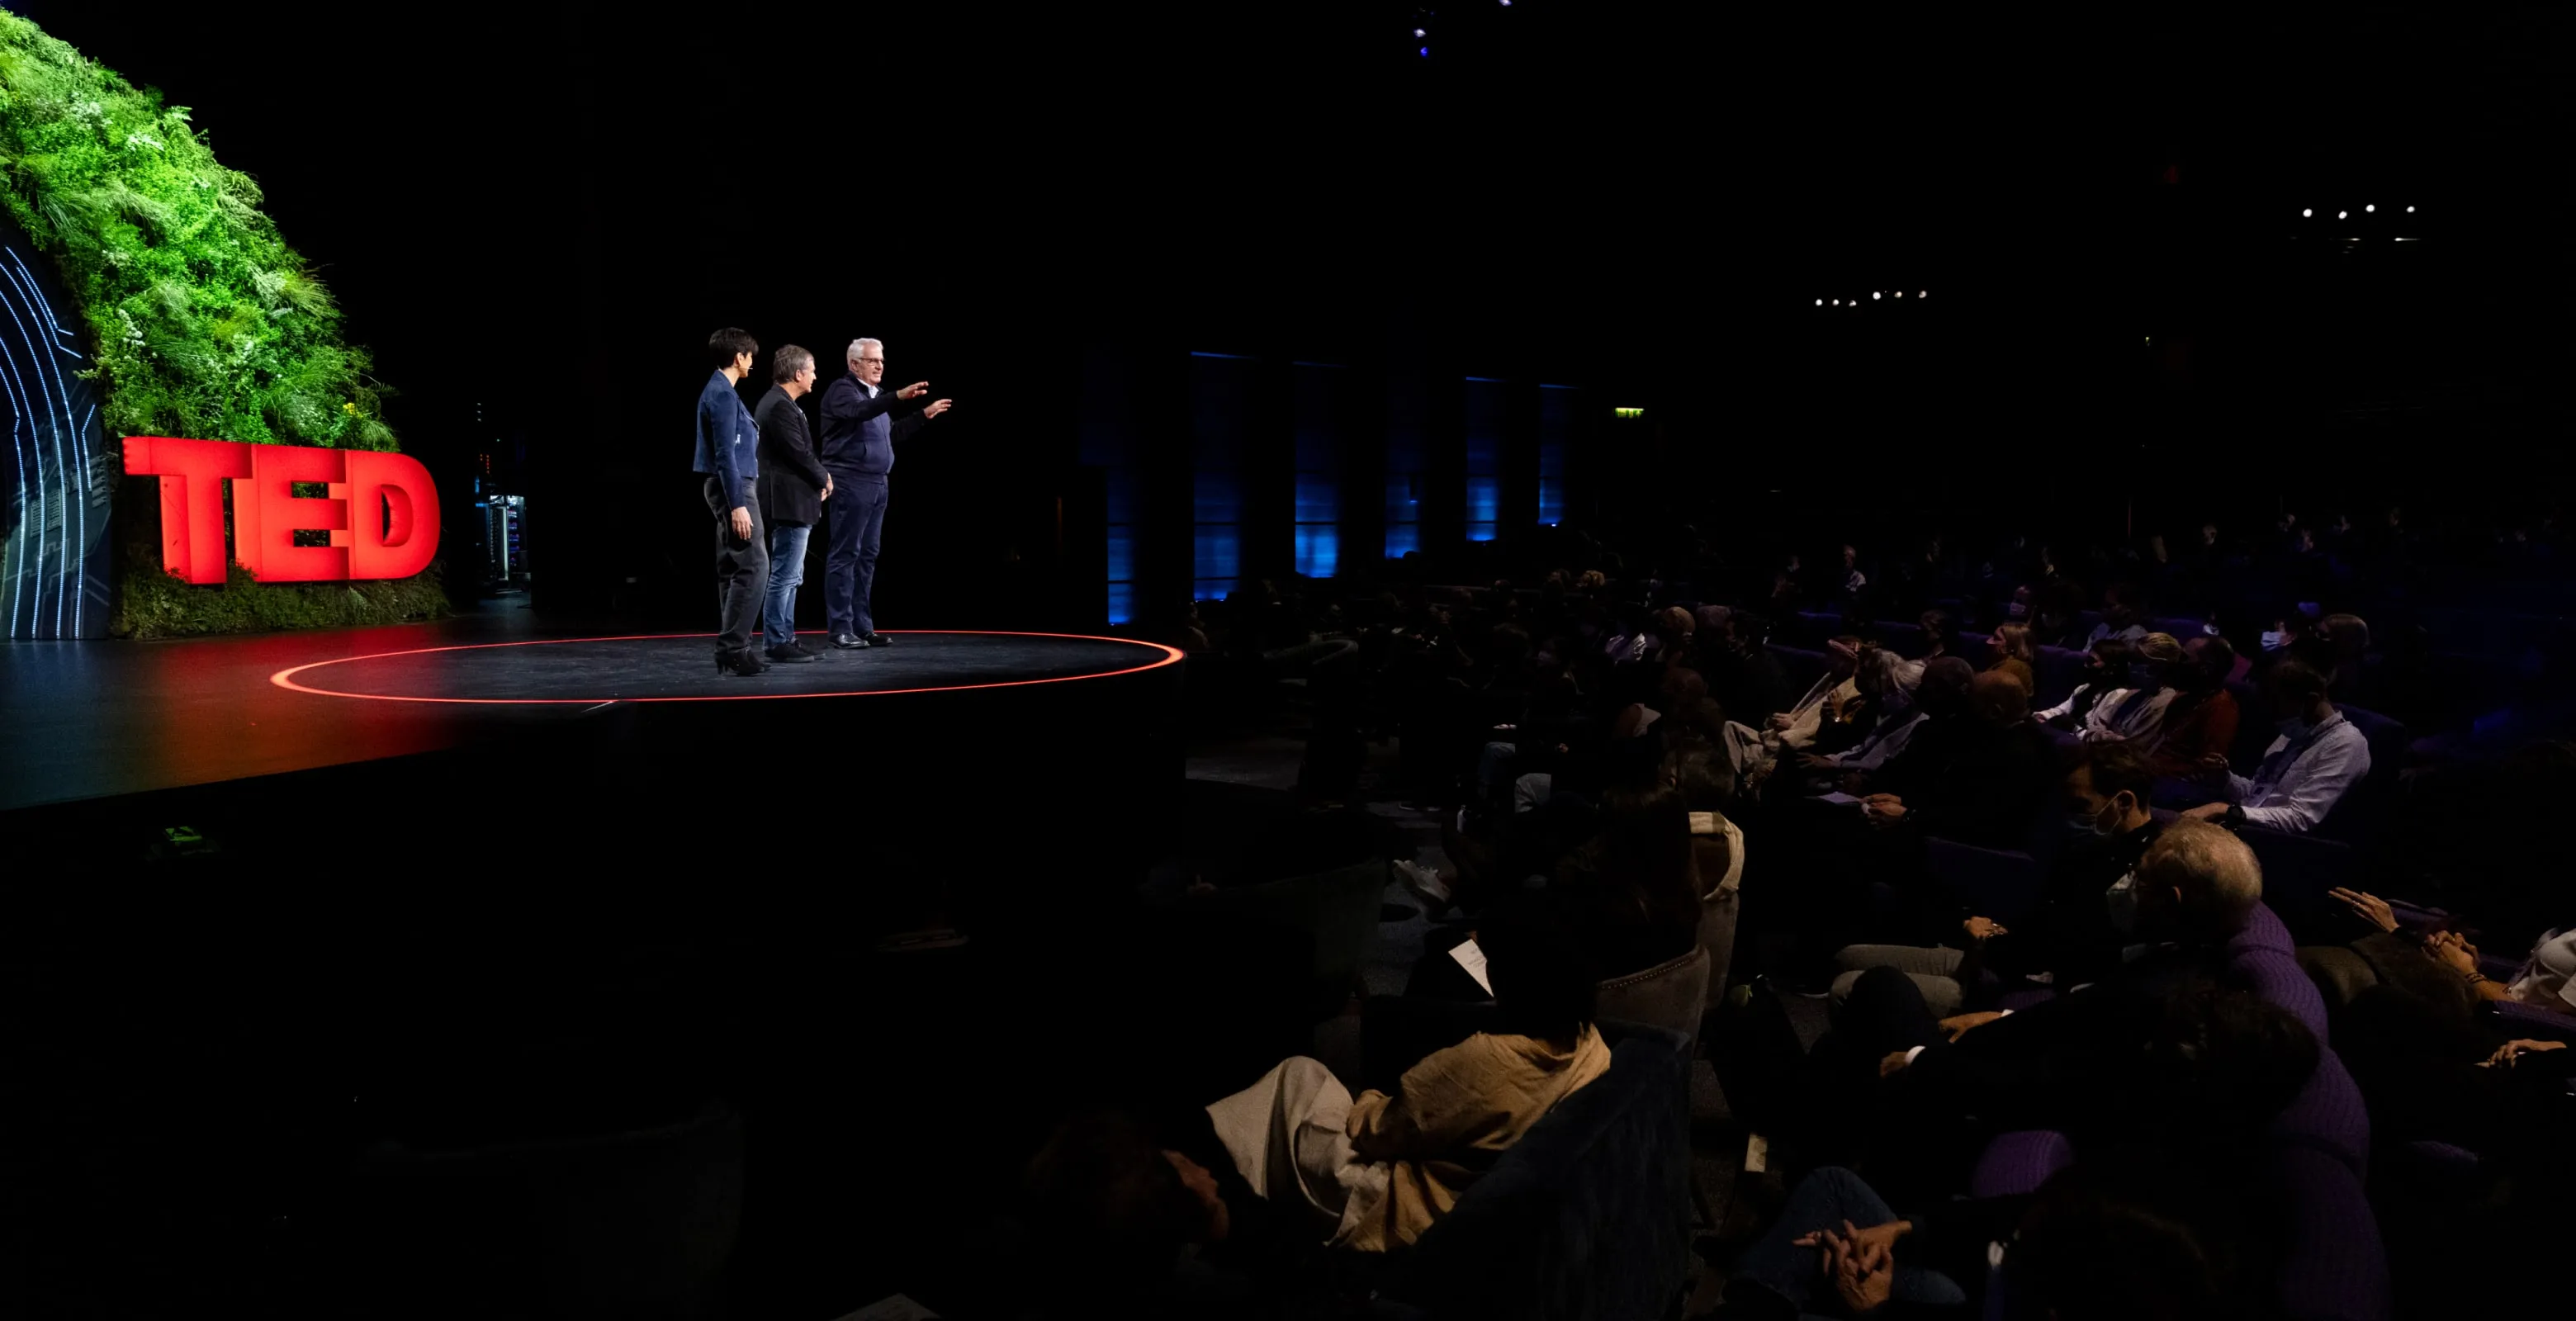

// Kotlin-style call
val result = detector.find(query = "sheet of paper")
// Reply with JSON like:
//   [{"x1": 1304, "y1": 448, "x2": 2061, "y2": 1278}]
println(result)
[
  {"x1": 832, "y1": 1295, "x2": 941, "y2": 1321},
  {"x1": 1449, "y1": 937, "x2": 1494, "y2": 995},
  {"x1": 1814, "y1": 791, "x2": 1864, "y2": 807}
]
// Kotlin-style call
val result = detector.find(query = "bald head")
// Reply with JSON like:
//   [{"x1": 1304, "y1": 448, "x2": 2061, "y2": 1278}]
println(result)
[{"x1": 2138, "y1": 819, "x2": 2263, "y2": 938}]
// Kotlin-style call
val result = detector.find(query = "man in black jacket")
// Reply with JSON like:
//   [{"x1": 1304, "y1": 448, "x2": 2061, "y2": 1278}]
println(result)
[{"x1": 755, "y1": 346, "x2": 830, "y2": 664}]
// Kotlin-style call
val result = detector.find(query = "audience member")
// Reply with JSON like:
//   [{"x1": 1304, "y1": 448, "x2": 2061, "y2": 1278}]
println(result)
[
  {"x1": 2140, "y1": 634, "x2": 2239, "y2": 780},
  {"x1": 2075, "y1": 632, "x2": 2184, "y2": 745},
  {"x1": 1983, "y1": 622, "x2": 2036, "y2": 696},
  {"x1": 2034, "y1": 638, "x2": 2138, "y2": 730},
  {"x1": 2086, "y1": 584, "x2": 2150, "y2": 647},
  {"x1": 2180, "y1": 659, "x2": 2370, "y2": 834},
  {"x1": 1767, "y1": 636, "x2": 1865, "y2": 753}
]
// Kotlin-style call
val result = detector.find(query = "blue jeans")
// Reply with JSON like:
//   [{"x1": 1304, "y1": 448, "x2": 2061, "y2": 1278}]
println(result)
[
  {"x1": 824, "y1": 480, "x2": 888, "y2": 637},
  {"x1": 762, "y1": 521, "x2": 812, "y2": 651},
  {"x1": 1733, "y1": 1167, "x2": 1966, "y2": 1316}
]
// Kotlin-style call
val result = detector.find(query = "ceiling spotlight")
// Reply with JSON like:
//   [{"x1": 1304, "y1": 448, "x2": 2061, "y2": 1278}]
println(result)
[
  {"x1": 2302, "y1": 208, "x2": 2313, "y2": 217},
  {"x1": 1873, "y1": 291, "x2": 1882, "y2": 300},
  {"x1": 2406, "y1": 206, "x2": 2416, "y2": 213},
  {"x1": 1918, "y1": 291, "x2": 1927, "y2": 298},
  {"x1": 1816, "y1": 299, "x2": 1824, "y2": 305},
  {"x1": 1896, "y1": 291, "x2": 1905, "y2": 297},
  {"x1": 1413, "y1": 26, "x2": 1424, "y2": 36},
  {"x1": 2365, "y1": 204, "x2": 2375, "y2": 213},
  {"x1": 1830, "y1": 299, "x2": 1840, "y2": 305},
  {"x1": 1418, "y1": 45, "x2": 1429, "y2": 56},
  {"x1": 2337, "y1": 211, "x2": 2347, "y2": 220}
]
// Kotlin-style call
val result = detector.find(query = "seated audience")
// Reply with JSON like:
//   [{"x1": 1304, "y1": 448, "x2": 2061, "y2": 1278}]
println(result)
[
  {"x1": 1800, "y1": 647, "x2": 1933, "y2": 780},
  {"x1": 1024, "y1": 908, "x2": 1608, "y2": 1302},
  {"x1": 2086, "y1": 583, "x2": 2150, "y2": 647},
  {"x1": 1830, "y1": 739, "x2": 2162, "y2": 1012},
  {"x1": 2140, "y1": 634, "x2": 2240, "y2": 779},
  {"x1": 2180, "y1": 659, "x2": 2370, "y2": 834},
  {"x1": 1915, "y1": 608, "x2": 1959, "y2": 663},
  {"x1": 2034, "y1": 637, "x2": 2137, "y2": 730},
  {"x1": 1767, "y1": 636, "x2": 1866, "y2": 753},
  {"x1": 1862, "y1": 670, "x2": 2053, "y2": 850},
  {"x1": 1982, "y1": 622, "x2": 2036, "y2": 696},
  {"x1": 2075, "y1": 632, "x2": 2185, "y2": 745}
]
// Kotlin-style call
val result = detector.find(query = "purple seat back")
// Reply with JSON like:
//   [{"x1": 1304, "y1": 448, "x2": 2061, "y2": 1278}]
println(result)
[
  {"x1": 2264, "y1": 1145, "x2": 2394, "y2": 1321},
  {"x1": 1970, "y1": 1129, "x2": 2074, "y2": 1199}
]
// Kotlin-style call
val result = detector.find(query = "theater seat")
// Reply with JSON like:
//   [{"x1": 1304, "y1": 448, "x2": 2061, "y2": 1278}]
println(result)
[
  {"x1": 1376, "y1": 1024, "x2": 1694, "y2": 1321},
  {"x1": 2033, "y1": 646, "x2": 2091, "y2": 712}
]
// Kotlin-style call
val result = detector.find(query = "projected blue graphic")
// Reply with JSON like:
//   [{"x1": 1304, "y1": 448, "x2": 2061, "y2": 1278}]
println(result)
[{"x1": 1, "y1": 216, "x2": 111, "y2": 638}]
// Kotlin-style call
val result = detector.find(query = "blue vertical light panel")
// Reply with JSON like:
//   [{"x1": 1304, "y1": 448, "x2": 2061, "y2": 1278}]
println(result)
[
  {"x1": 1079, "y1": 342, "x2": 1139, "y2": 624},
  {"x1": 1189, "y1": 353, "x2": 1251, "y2": 601},
  {"x1": 1537, "y1": 384, "x2": 1574, "y2": 526},
  {"x1": 0, "y1": 215, "x2": 111, "y2": 638},
  {"x1": 1462, "y1": 376, "x2": 1503, "y2": 542},
  {"x1": 1291, "y1": 362, "x2": 1342, "y2": 579}
]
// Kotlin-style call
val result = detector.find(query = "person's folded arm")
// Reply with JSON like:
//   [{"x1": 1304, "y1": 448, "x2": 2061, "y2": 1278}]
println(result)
[{"x1": 1346, "y1": 1039, "x2": 1493, "y2": 1163}]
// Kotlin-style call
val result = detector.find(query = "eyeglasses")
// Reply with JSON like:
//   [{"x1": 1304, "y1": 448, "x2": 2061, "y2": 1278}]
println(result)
[{"x1": 856, "y1": 357, "x2": 886, "y2": 367}]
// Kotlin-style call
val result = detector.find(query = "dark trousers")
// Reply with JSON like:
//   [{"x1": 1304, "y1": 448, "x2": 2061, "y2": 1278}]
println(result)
[
  {"x1": 703, "y1": 476, "x2": 769, "y2": 656},
  {"x1": 823, "y1": 479, "x2": 888, "y2": 637}
]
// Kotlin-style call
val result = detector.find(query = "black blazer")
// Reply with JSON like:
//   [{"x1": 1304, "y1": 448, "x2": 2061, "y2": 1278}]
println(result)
[{"x1": 754, "y1": 386, "x2": 830, "y2": 528}]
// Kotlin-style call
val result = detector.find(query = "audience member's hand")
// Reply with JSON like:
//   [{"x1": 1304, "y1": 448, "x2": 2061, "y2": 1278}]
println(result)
[
  {"x1": 2328, "y1": 887, "x2": 2400, "y2": 934},
  {"x1": 2481, "y1": 1039, "x2": 2566, "y2": 1068},
  {"x1": 1939, "y1": 1011, "x2": 2005, "y2": 1041},
  {"x1": 1863, "y1": 794, "x2": 1907, "y2": 828},
  {"x1": 1963, "y1": 916, "x2": 2008, "y2": 943},
  {"x1": 1821, "y1": 1229, "x2": 1896, "y2": 1313},
  {"x1": 1798, "y1": 753, "x2": 1831, "y2": 769},
  {"x1": 1878, "y1": 1050, "x2": 1913, "y2": 1078},
  {"x1": 1799, "y1": 1217, "x2": 1911, "y2": 1260},
  {"x1": 2181, "y1": 803, "x2": 2232, "y2": 822},
  {"x1": 2196, "y1": 751, "x2": 2233, "y2": 779},
  {"x1": 2423, "y1": 930, "x2": 2482, "y2": 978},
  {"x1": 1768, "y1": 713, "x2": 1795, "y2": 732}
]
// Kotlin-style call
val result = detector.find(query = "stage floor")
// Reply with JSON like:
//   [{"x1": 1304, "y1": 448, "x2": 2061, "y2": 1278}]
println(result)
[{"x1": 0, "y1": 607, "x2": 1181, "y2": 812}]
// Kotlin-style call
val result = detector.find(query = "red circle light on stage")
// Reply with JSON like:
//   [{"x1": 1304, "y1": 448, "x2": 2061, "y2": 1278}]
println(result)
[{"x1": 270, "y1": 630, "x2": 1186, "y2": 704}]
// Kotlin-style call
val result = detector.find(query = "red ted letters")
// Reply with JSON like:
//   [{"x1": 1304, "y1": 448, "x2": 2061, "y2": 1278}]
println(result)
[{"x1": 122, "y1": 436, "x2": 441, "y2": 584}]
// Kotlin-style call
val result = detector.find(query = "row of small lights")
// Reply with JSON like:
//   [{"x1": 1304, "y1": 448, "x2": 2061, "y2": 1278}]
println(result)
[
  {"x1": 1816, "y1": 291, "x2": 1930, "y2": 306},
  {"x1": 2304, "y1": 206, "x2": 2415, "y2": 218}
]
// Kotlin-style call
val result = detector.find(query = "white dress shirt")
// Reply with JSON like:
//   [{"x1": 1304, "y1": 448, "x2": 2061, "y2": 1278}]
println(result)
[
  {"x1": 2079, "y1": 686, "x2": 2176, "y2": 745},
  {"x1": 2226, "y1": 710, "x2": 2371, "y2": 834},
  {"x1": 2508, "y1": 927, "x2": 2576, "y2": 1011}
]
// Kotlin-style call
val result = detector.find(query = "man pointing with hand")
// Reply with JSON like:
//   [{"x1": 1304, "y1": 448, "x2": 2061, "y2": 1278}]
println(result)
[{"x1": 818, "y1": 336, "x2": 952, "y2": 649}]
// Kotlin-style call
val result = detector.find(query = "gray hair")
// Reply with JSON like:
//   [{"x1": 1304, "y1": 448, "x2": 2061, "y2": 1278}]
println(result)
[
  {"x1": 846, "y1": 337, "x2": 883, "y2": 363},
  {"x1": 769, "y1": 344, "x2": 814, "y2": 384},
  {"x1": 2138, "y1": 818, "x2": 2263, "y2": 936}
]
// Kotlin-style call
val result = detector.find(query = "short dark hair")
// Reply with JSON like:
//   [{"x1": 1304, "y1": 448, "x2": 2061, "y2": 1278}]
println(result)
[
  {"x1": 708, "y1": 327, "x2": 758, "y2": 370},
  {"x1": 769, "y1": 344, "x2": 814, "y2": 383},
  {"x1": 2079, "y1": 738, "x2": 2155, "y2": 805},
  {"x1": 2266, "y1": 658, "x2": 2328, "y2": 703}
]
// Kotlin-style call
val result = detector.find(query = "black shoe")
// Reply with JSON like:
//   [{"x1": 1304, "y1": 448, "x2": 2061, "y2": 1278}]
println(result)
[
  {"x1": 718, "y1": 650, "x2": 766, "y2": 677},
  {"x1": 765, "y1": 646, "x2": 818, "y2": 664},
  {"x1": 861, "y1": 632, "x2": 893, "y2": 646},
  {"x1": 792, "y1": 642, "x2": 826, "y2": 658},
  {"x1": 830, "y1": 632, "x2": 870, "y2": 649}
]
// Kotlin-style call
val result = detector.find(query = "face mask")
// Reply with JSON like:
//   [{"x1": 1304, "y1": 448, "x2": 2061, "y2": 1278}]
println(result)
[
  {"x1": 2007, "y1": 601, "x2": 2029, "y2": 618},
  {"x1": 2260, "y1": 631, "x2": 2287, "y2": 651},
  {"x1": 2278, "y1": 715, "x2": 2312, "y2": 740},
  {"x1": 2104, "y1": 874, "x2": 2140, "y2": 934}
]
